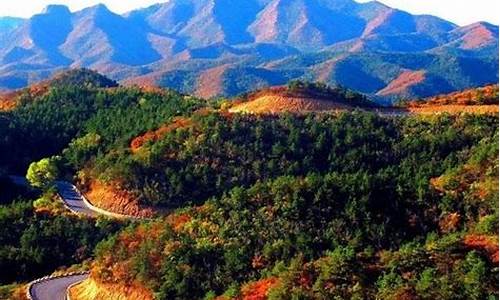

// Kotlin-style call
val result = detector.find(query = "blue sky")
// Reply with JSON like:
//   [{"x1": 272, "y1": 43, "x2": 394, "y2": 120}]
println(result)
[{"x1": 0, "y1": 0, "x2": 498, "y2": 26}]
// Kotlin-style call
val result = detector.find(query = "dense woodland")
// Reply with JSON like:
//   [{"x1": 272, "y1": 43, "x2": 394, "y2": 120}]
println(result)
[
  {"x1": 91, "y1": 113, "x2": 499, "y2": 299},
  {"x1": 0, "y1": 70, "x2": 498, "y2": 299}
]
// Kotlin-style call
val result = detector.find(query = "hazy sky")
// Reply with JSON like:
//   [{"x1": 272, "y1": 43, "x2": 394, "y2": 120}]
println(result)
[{"x1": 0, "y1": 0, "x2": 498, "y2": 26}]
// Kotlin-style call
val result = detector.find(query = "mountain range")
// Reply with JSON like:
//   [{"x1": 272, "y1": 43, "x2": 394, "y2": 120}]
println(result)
[{"x1": 0, "y1": 0, "x2": 498, "y2": 102}]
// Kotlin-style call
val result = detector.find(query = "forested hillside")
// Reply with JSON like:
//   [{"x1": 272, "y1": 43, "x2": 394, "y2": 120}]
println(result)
[
  {"x1": 0, "y1": 69, "x2": 202, "y2": 174},
  {"x1": 0, "y1": 70, "x2": 203, "y2": 298},
  {"x1": 84, "y1": 112, "x2": 498, "y2": 300}
]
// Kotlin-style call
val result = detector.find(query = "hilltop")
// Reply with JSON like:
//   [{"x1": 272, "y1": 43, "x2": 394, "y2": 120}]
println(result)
[
  {"x1": 0, "y1": 0, "x2": 497, "y2": 102},
  {"x1": 0, "y1": 69, "x2": 118, "y2": 110},
  {"x1": 229, "y1": 81, "x2": 378, "y2": 114}
]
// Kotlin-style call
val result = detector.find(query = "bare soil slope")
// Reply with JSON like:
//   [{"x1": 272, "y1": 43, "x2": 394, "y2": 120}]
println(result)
[
  {"x1": 69, "y1": 279, "x2": 153, "y2": 300},
  {"x1": 229, "y1": 95, "x2": 352, "y2": 114}
]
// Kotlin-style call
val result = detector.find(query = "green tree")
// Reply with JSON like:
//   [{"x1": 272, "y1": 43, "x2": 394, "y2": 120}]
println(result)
[
  {"x1": 461, "y1": 252, "x2": 488, "y2": 300},
  {"x1": 26, "y1": 157, "x2": 60, "y2": 190}
]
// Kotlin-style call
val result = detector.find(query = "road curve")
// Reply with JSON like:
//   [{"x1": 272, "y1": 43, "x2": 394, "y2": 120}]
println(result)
[
  {"x1": 9, "y1": 176, "x2": 98, "y2": 217},
  {"x1": 55, "y1": 181, "x2": 98, "y2": 217},
  {"x1": 29, "y1": 274, "x2": 88, "y2": 300}
]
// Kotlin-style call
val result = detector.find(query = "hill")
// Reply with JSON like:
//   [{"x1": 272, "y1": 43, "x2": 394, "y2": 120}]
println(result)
[
  {"x1": 402, "y1": 84, "x2": 499, "y2": 114},
  {"x1": 0, "y1": 0, "x2": 497, "y2": 102},
  {"x1": 229, "y1": 81, "x2": 378, "y2": 114},
  {"x1": 408, "y1": 84, "x2": 499, "y2": 106},
  {"x1": 82, "y1": 113, "x2": 498, "y2": 300},
  {"x1": 0, "y1": 69, "x2": 118, "y2": 110}
]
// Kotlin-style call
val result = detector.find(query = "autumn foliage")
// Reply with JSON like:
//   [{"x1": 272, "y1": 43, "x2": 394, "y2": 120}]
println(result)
[
  {"x1": 408, "y1": 84, "x2": 499, "y2": 107},
  {"x1": 130, "y1": 117, "x2": 193, "y2": 152},
  {"x1": 464, "y1": 235, "x2": 499, "y2": 263},
  {"x1": 241, "y1": 277, "x2": 280, "y2": 300}
]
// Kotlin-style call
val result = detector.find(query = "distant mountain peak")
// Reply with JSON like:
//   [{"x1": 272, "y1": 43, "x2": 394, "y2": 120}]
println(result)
[
  {"x1": 80, "y1": 3, "x2": 114, "y2": 16},
  {"x1": 42, "y1": 4, "x2": 71, "y2": 15},
  {"x1": 465, "y1": 21, "x2": 498, "y2": 31}
]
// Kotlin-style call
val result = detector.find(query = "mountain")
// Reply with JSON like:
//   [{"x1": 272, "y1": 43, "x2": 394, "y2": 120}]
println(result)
[
  {"x1": 0, "y1": 17, "x2": 24, "y2": 31},
  {"x1": 0, "y1": 0, "x2": 497, "y2": 102},
  {"x1": 0, "y1": 68, "x2": 118, "y2": 110}
]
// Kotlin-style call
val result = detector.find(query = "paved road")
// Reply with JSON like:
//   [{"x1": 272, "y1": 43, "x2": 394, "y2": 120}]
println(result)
[
  {"x1": 9, "y1": 175, "x2": 98, "y2": 216},
  {"x1": 30, "y1": 274, "x2": 88, "y2": 300},
  {"x1": 55, "y1": 181, "x2": 97, "y2": 216}
]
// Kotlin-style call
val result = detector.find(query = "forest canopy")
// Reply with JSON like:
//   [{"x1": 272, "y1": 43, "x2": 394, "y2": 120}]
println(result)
[{"x1": 0, "y1": 72, "x2": 497, "y2": 299}]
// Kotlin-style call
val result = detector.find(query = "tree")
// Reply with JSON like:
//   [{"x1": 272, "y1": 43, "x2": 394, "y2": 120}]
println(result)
[{"x1": 26, "y1": 157, "x2": 60, "y2": 190}]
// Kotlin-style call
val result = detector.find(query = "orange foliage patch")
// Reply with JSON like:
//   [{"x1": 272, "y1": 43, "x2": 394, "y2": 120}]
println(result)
[
  {"x1": 407, "y1": 105, "x2": 498, "y2": 115},
  {"x1": 439, "y1": 212, "x2": 461, "y2": 233},
  {"x1": 130, "y1": 117, "x2": 193, "y2": 152},
  {"x1": 70, "y1": 278, "x2": 154, "y2": 300},
  {"x1": 241, "y1": 277, "x2": 280, "y2": 300},
  {"x1": 0, "y1": 92, "x2": 18, "y2": 111},
  {"x1": 168, "y1": 213, "x2": 192, "y2": 232},
  {"x1": 92, "y1": 221, "x2": 165, "y2": 286},
  {"x1": 408, "y1": 85, "x2": 499, "y2": 107},
  {"x1": 464, "y1": 234, "x2": 499, "y2": 263}
]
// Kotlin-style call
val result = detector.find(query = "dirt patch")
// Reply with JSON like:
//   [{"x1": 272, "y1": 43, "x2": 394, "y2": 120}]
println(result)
[
  {"x1": 195, "y1": 64, "x2": 231, "y2": 98},
  {"x1": 85, "y1": 181, "x2": 155, "y2": 218},
  {"x1": 69, "y1": 278, "x2": 153, "y2": 300},
  {"x1": 229, "y1": 95, "x2": 352, "y2": 114},
  {"x1": 407, "y1": 105, "x2": 498, "y2": 115},
  {"x1": 460, "y1": 23, "x2": 496, "y2": 49},
  {"x1": 362, "y1": 9, "x2": 394, "y2": 37}
]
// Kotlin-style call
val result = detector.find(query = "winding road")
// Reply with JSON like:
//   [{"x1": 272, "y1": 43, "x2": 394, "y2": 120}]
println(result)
[
  {"x1": 10, "y1": 176, "x2": 99, "y2": 217},
  {"x1": 55, "y1": 181, "x2": 97, "y2": 216},
  {"x1": 8, "y1": 176, "x2": 105, "y2": 299},
  {"x1": 29, "y1": 274, "x2": 89, "y2": 300}
]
